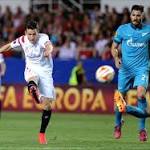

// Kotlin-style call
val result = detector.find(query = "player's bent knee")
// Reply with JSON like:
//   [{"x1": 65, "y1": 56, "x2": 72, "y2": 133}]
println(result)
[
  {"x1": 42, "y1": 98, "x2": 52, "y2": 110},
  {"x1": 25, "y1": 75, "x2": 38, "y2": 83},
  {"x1": 27, "y1": 81, "x2": 37, "y2": 92}
]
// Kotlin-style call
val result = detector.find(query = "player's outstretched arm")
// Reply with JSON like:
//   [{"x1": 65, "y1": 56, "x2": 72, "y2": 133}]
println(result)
[
  {"x1": 44, "y1": 41, "x2": 53, "y2": 57},
  {"x1": 0, "y1": 43, "x2": 11, "y2": 53},
  {"x1": 111, "y1": 42, "x2": 119, "y2": 58}
]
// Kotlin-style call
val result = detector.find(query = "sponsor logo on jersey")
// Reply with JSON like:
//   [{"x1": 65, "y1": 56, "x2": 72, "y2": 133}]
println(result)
[{"x1": 127, "y1": 38, "x2": 145, "y2": 48}]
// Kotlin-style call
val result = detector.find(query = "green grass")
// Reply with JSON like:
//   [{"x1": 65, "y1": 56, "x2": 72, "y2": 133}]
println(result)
[{"x1": 0, "y1": 112, "x2": 150, "y2": 150}]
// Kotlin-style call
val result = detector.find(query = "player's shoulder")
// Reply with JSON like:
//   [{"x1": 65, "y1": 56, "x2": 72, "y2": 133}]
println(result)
[
  {"x1": 39, "y1": 33, "x2": 49, "y2": 39},
  {"x1": 38, "y1": 33, "x2": 50, "y2": 45},
  {"x1": 118, "y1": 23, "x2": 130, "y2": 30},
  {"x1": 18, "y1": 35, "x2": 26, "y2": 43}
]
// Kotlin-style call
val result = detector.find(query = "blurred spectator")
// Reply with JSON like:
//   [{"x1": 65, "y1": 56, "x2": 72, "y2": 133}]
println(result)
[
  {"x1": 58, "y1": 36, "x2": 77, "y2": 59},
  {"x1": 145, "y1": 7, "x2": 150, "y2": 24},
  {"x1": 121, "y1": 7, "x2": 130, "y2": 24},
  {"x1": 101, "y1": 39, "x2": 113, "y2": 60},
  {"x1": 0, "y1": 4, "x2": 148, "y2": 60},
  {"x1": 13, "y1": 6, "x2": 25, "y2": 38},
  {"x1": 77, "y1": 36, "x2": 95, "y2": 59},
  {"x1": 94, "y1": 31, "x2": 109, "y2": 58}
]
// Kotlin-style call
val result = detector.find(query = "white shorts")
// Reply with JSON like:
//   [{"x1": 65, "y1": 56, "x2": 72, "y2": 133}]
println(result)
[{"x1": 24, "y1": 66, "x2": 56, "y2": 100}]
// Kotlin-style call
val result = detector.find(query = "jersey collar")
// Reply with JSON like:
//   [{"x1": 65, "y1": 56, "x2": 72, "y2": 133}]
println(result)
[{"x1": 130, "y1": 23, "x2": 143, "y2": 29}]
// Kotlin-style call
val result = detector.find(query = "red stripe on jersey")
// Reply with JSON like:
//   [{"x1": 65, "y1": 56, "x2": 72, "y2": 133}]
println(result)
[
  {"x1": 18, "y1": 36, "x2": 23, "y2": 47},
  {"x1": 21, "y1": 35, "x2": 25, "y2": 43},
  {"x1": 18, "y1": 38, "x2": 21, "y2": 45}
]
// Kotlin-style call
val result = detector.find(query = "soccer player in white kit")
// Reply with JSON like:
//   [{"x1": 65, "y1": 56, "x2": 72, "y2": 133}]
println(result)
[
  {"x1": 0, "y1": 54, "x2": 6, "y2": 118},
  {"x1": 0, "y1": 20, "x2": 55, "y2": 144}
]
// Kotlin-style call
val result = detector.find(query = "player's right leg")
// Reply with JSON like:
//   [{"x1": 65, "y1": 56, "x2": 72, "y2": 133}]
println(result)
[
  {"x1": 27, "y1": 80, "x2": 40, "y2": 103},
  {"x1": 114, "y1": 115, "x2": 124, "y2": 139},
  {"x1": 113, "y1": 70, "x2": 130, "y2": 139},
  {"x1": 24, "y1": 67, "x2": 40, "y2": 103}
]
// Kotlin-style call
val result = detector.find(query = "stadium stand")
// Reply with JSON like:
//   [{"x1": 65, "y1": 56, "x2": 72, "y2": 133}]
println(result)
[{"x1": 0, "y1": 1, "x2": 149, "y2": 60}]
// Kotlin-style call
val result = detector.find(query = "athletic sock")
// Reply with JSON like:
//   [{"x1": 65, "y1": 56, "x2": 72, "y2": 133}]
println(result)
[
  {"x1": 115, "y1": 107, "x2": 122, "y2": 126},
  {"x1": 138, "y1": 98, "x2": 147, "y2": 130},
  {"x1": 40, "y1": 110, "x2": 52, "y2": 133}
]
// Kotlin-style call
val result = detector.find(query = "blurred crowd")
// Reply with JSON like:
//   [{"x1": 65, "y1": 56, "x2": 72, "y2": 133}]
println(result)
[{"x1": 0, "y1": 5, "x2": 150, "y2": 60}]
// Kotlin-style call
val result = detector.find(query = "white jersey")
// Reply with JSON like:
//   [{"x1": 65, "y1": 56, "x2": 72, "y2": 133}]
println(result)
[
  {"x1": 10, "y1": 33, "x2": 55, "y2": 100},
  {"x1": 0, "y1": 54, "x2": 5, "y2": 86},
  {"x1": 0, "y1": 54, "x2": 4, "y2": 64},
  {"x1": 10, "y1": 33, "x2": 53, "y2": 73}
]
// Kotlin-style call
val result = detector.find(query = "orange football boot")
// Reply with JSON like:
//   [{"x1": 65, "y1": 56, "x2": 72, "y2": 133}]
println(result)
[{"x1": 114, "y1": 91, "x2": 126, "y2": 113}]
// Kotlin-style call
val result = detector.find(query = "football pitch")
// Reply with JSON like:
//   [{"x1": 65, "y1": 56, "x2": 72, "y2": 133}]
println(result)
[{"x1": 0, "y1": 112, "x2": 150, "y2": 150}]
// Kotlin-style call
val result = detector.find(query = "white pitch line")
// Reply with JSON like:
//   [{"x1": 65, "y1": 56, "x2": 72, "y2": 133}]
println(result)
[
  {"x1": 0, "y1": 147, "x2": 87, "y2": 150},
  {"x1": 0, "y1": 147, "x2": 149, "y2": 150}
]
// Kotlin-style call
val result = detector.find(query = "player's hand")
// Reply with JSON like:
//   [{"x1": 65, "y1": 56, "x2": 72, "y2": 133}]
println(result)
[
  {"x1": 43, "y1": 49, "x2": 51, "y2": 57},
  {"x1": 114, "y1": 57, "x2": 122, "y2": 69}
]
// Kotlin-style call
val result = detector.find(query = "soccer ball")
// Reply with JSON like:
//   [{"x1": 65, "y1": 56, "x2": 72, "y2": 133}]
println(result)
[{"x1": 95, "y1": 65, "x2": 115, "y2": 83}]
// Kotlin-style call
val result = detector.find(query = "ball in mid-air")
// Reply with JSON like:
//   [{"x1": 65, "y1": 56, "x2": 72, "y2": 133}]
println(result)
[{"x1": 95, "y1": 65, "x2": 115, "y2": 83}]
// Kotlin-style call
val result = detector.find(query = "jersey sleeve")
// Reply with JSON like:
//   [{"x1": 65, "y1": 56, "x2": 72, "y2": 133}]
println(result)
[
  {"x1": 41, "y1": 34, "x2": 50, "y2": 48},
  {"x1": 113, "y1": 26, "x2": 123, "y2": 44},
  {"x1": 10, "y1": 38, "x2": 22, "y2": 49}
]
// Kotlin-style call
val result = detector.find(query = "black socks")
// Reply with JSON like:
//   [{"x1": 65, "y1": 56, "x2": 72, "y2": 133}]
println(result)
[{"x1": 40, "y1": 110, "x2": 52, "y2": 133}]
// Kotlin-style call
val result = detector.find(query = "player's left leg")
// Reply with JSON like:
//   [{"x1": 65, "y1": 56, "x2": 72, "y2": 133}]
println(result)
[
  {"x1": 134, "y1": 70, "x2": 149, "y2": 141},
  {"x1": 114, "y1": 91, "x2": 126, "y2": 139},
  {"x1": 116, "y1": 70, "x2": 150, "y2": 118},
  {"x1": 37, "y1": 73, "x2": 55, "y2": 144},
  {"x1": 115, "y1": 90, "x2": 150, "y2": 118},
  {"x1": 39, "y1": 98, "x2": 53, "y2": 144},
  {"x1": 137, "y1": 86, "x2": 148, "y2": 141}
]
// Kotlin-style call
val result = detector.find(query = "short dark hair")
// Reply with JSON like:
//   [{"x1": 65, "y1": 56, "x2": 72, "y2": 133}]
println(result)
[
  {"x1": 131, "y1": 5, "x2": 144, "y2": 13},
  {"x1": 26, "y1": 20, "x2": 38, "y2": 30}
]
